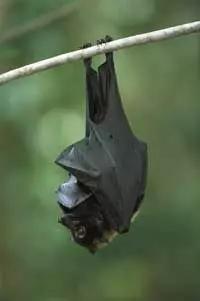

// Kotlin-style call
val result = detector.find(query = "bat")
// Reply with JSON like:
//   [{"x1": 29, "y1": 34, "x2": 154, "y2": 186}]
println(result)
[{"x1": 55, "y1": 36, "x2": 148, "y2": 253}]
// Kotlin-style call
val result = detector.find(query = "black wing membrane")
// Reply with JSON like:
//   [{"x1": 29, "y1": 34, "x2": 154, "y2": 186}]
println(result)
[{"x1": 56, "y1": 44, "x2": 147, "y2": 233}]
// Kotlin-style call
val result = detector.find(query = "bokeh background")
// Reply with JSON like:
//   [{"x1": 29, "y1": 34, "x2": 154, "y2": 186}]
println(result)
[{"x1": 0, "y1": 0, "x2": 199, "y2": 300}]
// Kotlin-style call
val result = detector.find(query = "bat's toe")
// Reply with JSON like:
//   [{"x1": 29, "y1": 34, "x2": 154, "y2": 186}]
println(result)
[
  {"x1": 96, "y1": 38, "x2": 106, "y2": 45},
  {"x1": 105, "y1": 35, "x2": 113, "y2": 42},
  {"x1": 96, "y1": 36, "x2": 113, "y2": 45},
  {"x1": 80, "y1": 42, "x2": 92, "y2": 49}
]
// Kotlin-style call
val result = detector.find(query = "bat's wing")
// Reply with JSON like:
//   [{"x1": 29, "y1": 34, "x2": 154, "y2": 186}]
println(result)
[
  {"x1": 55, "y1": 128, "x2": 123, "y2": 230},
  {"x1": 56, "y1": 175, "x2": 93, "y2": 209},
  {"x1": 92, "y1": 50, "x2": 147, "y2": 232},
  {"x1": 55, "y1": 141, "x2": 100, "y2": 188},
  {"x1": 56, "y1": 39, "x2": 147, "y2": 232}
]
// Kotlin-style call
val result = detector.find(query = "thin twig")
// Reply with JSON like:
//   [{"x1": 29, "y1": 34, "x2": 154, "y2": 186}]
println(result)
[
  {"x1": 0, "y1": 21, "x2": 199, "y2": 86},
  {"x1": 0, "y1": 2, "x2": 78, "y2": 44}
]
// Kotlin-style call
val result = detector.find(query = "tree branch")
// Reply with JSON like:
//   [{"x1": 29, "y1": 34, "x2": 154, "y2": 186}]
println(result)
[{"x1": 0, "y1": 21, "x2": 199, "y2": 86}]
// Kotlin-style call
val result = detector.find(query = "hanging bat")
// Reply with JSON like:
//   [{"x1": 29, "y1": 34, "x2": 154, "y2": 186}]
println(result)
[{"x1": 55, "y1": 36, "x2": 148, "y2": 253}]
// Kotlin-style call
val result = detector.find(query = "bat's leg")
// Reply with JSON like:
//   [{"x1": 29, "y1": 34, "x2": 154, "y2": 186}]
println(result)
[
  {"x1": 81, "y1": 42, "x2": 94, "y2": 135},
  {"x1": 97, "y1": 36, "x2": 122, "y2": 115},
  {"x1": 81, "y1": 42, "x2": 103, "y2": 130},
  {"x1": 80, "y1": 43, "x2": 92, "y2": 72},
  {"x1": 97, "y1": 35, "x2": 114, "y2": 63}
]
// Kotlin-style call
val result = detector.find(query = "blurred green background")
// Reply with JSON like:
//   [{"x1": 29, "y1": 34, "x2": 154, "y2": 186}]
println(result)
[{"x1": 0, "y1": 0, "x2": 199, "y2": 300}]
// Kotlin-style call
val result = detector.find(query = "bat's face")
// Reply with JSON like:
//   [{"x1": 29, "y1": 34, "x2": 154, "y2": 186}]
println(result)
[{"x1": 59, "y1": 201, "x2": 117, "y2": 253}]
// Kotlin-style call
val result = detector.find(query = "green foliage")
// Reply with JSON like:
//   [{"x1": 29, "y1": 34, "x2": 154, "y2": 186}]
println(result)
[{"x1": 0, "y1": 0, "x2": 199, "y2": 300}]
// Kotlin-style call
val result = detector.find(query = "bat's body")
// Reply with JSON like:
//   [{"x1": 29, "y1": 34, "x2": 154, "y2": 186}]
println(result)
[{"x1": 55, "y1": 37, "x2": 147, "y2": 252}]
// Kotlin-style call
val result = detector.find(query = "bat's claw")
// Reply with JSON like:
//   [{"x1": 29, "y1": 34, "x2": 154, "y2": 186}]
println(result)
[
  {"x1": 97, "y1": 38, "x2": 105, "y2": 45},
  {"x1": 105, "y1": 35, "x2": 113, "y2": 42},
  {"x1": 96, "y1": 36, "x2": 113, "y2": 45},
  {"x1": 80, "y1": 43, "x2": 92, "y2": 49}
]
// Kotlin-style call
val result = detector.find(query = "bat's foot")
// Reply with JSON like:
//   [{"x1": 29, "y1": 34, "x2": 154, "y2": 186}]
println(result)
[
  {"x1": 80, "y1": 42, "x2": 92, "y2": 49},
  {"x1": 96, "y1": 35, "x2": 113, "y2": 45},
  {"x1": 80, "y1": 43, "x2": 92, "y2": 68},
  {"x1": 96, "y1": 36, "x2": 113, "y2": 61},
  {"x1": 105, "y1": 35, "x2": 113, "y2": 43}
]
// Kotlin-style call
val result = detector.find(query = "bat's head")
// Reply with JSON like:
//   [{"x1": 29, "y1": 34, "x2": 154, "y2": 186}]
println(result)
[
  {"x1": 56, "y1": 176, "x2": 117, "y2": 253},
  {"x1": 59, "y1": 208, "x2": 117, "y2": 253}
]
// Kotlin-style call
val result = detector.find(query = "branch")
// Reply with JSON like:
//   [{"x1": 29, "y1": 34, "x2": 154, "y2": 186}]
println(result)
[
  {"x1": 0, "y1": 21, "x2": 199, "y2": 86},
  {"x1": 0, "y1": 2, "x2": 78, "y2": 44}
]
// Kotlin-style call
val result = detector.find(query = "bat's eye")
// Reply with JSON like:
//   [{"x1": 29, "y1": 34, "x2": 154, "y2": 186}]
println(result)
[{"x1": 74, "y1": 225, "x2": 87, "y2": 239}]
